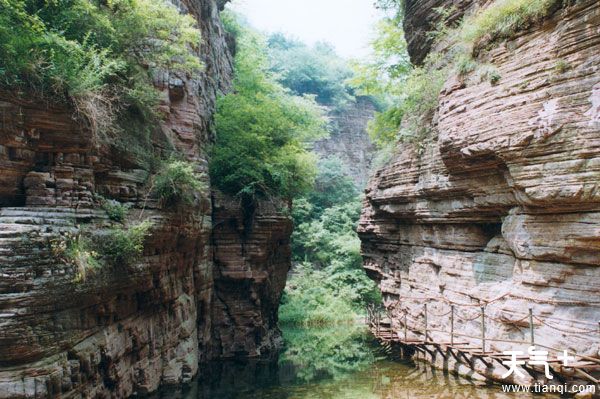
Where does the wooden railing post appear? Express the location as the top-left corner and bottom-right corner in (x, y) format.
(424, 303), (428, 342)
(529, 308), (534, 346)
(450, 305), (455, 347)
(481, 306), (486, 353)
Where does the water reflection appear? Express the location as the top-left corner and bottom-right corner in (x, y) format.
(156, 326), (548, 399)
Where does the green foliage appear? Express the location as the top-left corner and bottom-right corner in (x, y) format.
(303, 158), (359, 218)
(348, 18), (411, 101)
(458, 0), (561, 48)
(554, 59), (571, 74)
(210, 17), (327, 200)
(443, 0), (563, 86)
(0, 0), (201, 137)
(279, 272), (357, 326)
(99, 220), (152, 267)
(154, 160), (206, 207)
(477, 64), (502, 84)
(365, 65), (446, 147)
(281, 160), (380, 327)
(51, 232), (100, 282)
(101, 199), (129, 223)
(350, 16), (445, 147)
(268, 34), (355, 109)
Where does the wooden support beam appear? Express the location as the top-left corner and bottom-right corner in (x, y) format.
(574, 369), (600, 385)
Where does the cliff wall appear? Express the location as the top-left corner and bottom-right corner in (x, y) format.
(313, 97), (377, 187)
(360, 0), (600, 384)
(0, 1), (292, 397)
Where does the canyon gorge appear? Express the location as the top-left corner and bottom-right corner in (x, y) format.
(1, 0), (600, 397)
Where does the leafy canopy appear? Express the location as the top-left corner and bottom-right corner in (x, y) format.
(281, 158), (381, 326)
(267, 34), (355, 109)
(210, 14), (327, 200)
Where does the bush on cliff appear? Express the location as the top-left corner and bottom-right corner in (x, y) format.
(458, 0), (562, 48)
(153, 160), (207, 207)
(210, 14), (327, 200)
(99, 220), (153, 268)
(0, 0), (201, 137)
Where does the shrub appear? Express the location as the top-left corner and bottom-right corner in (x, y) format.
(101, 199), (129, 223)
(279, 264), (358, 326)
(458, 0), (561, 48)
(51, 232), (100, 282)
(554, 59), (571, 74)
(153, 160), (206, 207)
(477, 64), (502, 84)
(99, 220), (152, 267)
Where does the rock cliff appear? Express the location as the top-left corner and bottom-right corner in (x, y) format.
(360, 0), (600, 385)
(0, 1), (292, 398)
(313, 97), (377, 187)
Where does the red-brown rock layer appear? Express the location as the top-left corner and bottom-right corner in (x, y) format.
(360, 0), (600, 385)
(0, 1), (293, 397)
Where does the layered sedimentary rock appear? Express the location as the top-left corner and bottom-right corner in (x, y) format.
(313, 97), (377, 187)
(0, 1), (292, 398)
(360, 0), (600, 385)
(403, 0), (480, 65)
(210, 194), (292, 359)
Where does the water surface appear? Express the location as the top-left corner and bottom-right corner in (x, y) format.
(158, 326), (546, 399)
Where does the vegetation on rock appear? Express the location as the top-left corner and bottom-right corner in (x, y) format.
(99, 220), (153, 268)
(351, 0), (565, 147)
(52, 232), (100, 282)
(153, 160), (206, 207)
(0, 0), (201, 138)
(101, 198), (129, 223)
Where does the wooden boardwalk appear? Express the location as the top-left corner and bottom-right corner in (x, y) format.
(366, 305), (600, 387)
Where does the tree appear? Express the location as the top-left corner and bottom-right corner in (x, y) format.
(267, 33), (355, 109)
(210, 14), (327, 201)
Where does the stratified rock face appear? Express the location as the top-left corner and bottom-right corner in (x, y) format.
(313, 97), (377, 187)
(360, 0), (600, 382)
(210, 194), (292, 359)
(403, 0), (480, 65)
(0, 0), (292, 398)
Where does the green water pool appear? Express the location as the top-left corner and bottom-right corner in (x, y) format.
(156, 326), (548, 399)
